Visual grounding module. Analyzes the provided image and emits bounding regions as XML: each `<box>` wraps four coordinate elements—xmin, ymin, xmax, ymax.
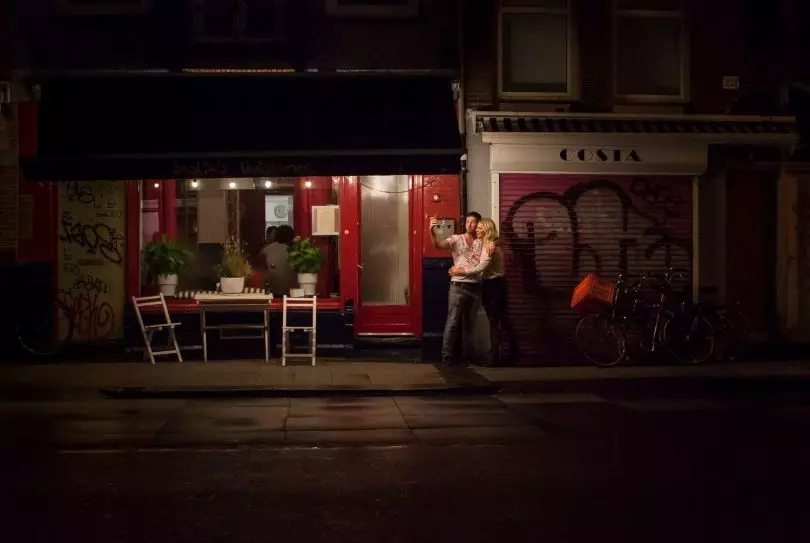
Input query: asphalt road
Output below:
<box><xmin>4</xmin><ymin>384</ymin><xmax>810</xmax><ymax>542</ymax></box>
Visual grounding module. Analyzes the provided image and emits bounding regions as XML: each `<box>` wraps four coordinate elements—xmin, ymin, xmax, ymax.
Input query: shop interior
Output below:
<box><xmin>140</xmin><ymin>175</ymin><xmax>412</xmax><ymax>306</ymax></box>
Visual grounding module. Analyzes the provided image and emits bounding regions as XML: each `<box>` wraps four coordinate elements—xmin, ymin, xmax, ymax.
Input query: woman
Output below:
<box><xmin>449</xmin><ymin>218</ymin><xmax>519</xmax><ymax>366</ymax></box>
<box><xmin>260</xmin><ymin>224</ymin><xmax>297</xmax><ymax>296</ymax></box>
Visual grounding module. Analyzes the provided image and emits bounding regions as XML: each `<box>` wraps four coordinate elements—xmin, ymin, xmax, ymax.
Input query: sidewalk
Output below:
<box><xmin>477</xmin><ymin>360</ymin><xmax>810</xmax><ymax>393</ymax></box>
<box><xmin>0</xmin><ymin>360</ymin><xmax>492</xmax><ymax>398</ymax></box>
<box><xmin>1</xmin><ymin>359</ymin><xmax>810</xmax><ymax>398</ymax></box>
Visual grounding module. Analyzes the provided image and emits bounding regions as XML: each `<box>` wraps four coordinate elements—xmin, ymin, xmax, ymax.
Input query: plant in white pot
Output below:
<box><xmin>216</xmin><ymin>236</ymin><xmax>253</xmax><ymax>294</ymax></box>
<box><xmin>143</xmin><ymin>234</ymin><xmax>191</xmax><ymax>297</ymax></box>
<box><xmin>289</xmin><ymin>236</ymin><xmax>322</xmax><ymax>296</ymax></box>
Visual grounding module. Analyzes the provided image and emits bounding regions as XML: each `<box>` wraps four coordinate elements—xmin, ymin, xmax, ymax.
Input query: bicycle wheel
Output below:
<box><xmin>663</xmin><ymin>310</ymin><xmax>715</xmax><ymax>364</ymax></box>
<box><xmin>575</xmin><ymin>314</ymin><xmax>626</xmax><ymax>368</ymax></box>
<box><xmin>16</xmin><ymin>299</ymin><xmax>74</xmax><ymax>357</ymax></box>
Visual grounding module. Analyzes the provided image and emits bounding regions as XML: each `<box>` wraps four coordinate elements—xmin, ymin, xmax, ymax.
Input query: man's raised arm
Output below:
<box><xmin>429</xmin><ymin>216</ymin><xmax>452</xmax><ymax>250</ymax></box>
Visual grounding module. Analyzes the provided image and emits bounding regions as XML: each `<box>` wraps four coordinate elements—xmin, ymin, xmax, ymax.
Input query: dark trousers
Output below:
<box><xmin>441</xmin><ymin>282</ymin><xmax>481</xmax><ymax>362</ymax></box>
<box><xmin>482</xmin><ymin>276</ymin><xmax>519</xmax><ymax>365</ymax></box>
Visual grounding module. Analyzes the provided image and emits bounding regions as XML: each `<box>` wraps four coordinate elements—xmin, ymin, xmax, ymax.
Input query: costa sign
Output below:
<box><xmin>559</xmin><ymin>148</ymin><xmax>642</xmax><ymax>163</ymax></box>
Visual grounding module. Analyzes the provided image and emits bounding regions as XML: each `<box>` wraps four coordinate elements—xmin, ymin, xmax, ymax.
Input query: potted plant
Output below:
<box><xmin>142</xmin><ymin>234</ymin><xmax>191</xmax><ymax>297</ymax></box>
<box><xmin>289</xmin><ymin>236</ymin><xmax>322</xmax><ymax>296</ymax></box>
<box><xmin>216</xmin><ymin>236</ymin><xmax>253</xmax><ymax>294</ymax></box>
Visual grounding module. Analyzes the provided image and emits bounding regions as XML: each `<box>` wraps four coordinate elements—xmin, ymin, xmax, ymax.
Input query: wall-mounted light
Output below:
<box><xmin>264</xmin><ymin>180</ymin><xmax>272</xmax><ymax>188</ymax></box>
<box><xmin>190</xmin><ymin>180</ymin><xmax>199</xmax><ymax>188</ymax></box>
<box><xmin>153</xmin><ymin>182</ymin><xmax>160</xmax><ymax>189</ymax></box>
<box><xmin>432</xmin><ymin>194</ymin><xmax>441</xmax><ymax>202</ymax></box>
<box><xmin>228</xmin><ymin>181</ymin><xmax>237</xmax><ymax>189</ymax></box>
<box><xmin>304</xmin><ymin>180</ymin><xmax>313</xmax><ymax>189</ymax></box>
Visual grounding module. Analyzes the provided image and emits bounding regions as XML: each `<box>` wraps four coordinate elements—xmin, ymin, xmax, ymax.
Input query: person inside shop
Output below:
<box><xmin>260</xmin><ymin>224</ymin><xmax>297</xmax><ymax>296</ymax></box>
<box><xmin>429</xmin><ymin>211</ymin><xmax>483</xmax><ymax>365</ymax></box>
<box><xmin>448</xmin><ymin>218</ymin><xmax>519</xmax><ymax>366</ymax></box>
<box><xmin>264</xmin><ymin>226</ymin><xmax>278</xmax><ymax>246</ymax></box>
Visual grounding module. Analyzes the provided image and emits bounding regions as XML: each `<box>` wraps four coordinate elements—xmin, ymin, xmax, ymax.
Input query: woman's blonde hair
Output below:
<box><xmin>477</xmin><ymin>218</ymin><xmax>499</xmax><ymax>243</ymax></box>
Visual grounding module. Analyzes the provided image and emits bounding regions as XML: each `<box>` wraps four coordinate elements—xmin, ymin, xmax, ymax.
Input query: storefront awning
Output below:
<box><xmin>475</xmin><ymin>113</ymin><xmax>799</xmax><ymax>148</ymax></box>
<box><xmin>19</xmin><ymin>74</ymin><xmax>462</xmax><ymax>181</ymax></box>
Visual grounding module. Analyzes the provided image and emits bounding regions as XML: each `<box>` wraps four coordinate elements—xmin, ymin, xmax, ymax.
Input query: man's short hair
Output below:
<box><xmin>466</xmin><ymin>211</ymin><xmax>482</xmax><ymax>222</ymax></box>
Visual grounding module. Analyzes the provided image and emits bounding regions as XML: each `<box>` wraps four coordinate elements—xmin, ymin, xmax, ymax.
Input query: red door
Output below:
<box><xmin>352</xmin><ymin>175</ymin><xmax>422</xmax><ymax>336</ymax></box>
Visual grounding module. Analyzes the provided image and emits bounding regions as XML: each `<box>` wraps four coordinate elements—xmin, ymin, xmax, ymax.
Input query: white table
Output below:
<box><xmin>196</xmin><ymin>293</ymin><xmax>274</xmax><ymax>363</ymax></box>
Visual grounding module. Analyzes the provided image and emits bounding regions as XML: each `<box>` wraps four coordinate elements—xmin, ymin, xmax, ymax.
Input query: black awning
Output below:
<box><xmin>20</xmin><ymin>73</ymin><xmax>461</xmax><ymax>180</ymax></box>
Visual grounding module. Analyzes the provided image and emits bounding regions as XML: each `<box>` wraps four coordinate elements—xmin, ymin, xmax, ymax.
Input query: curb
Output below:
<box><xmin>98</xmin><ymin>384</ymin><xmax>499</xmax><ymax>399</ymax></box>
<box><xmin>491</xmin><ymin>374</ymin><xmax>810</xmax><ymax>394</ymax></box>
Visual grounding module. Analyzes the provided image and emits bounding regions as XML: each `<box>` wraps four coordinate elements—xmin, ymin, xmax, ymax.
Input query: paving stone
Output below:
<box><xmin>211</xmin><ymin>372</ymin><xmax>261</xmax><ymax>387</ymax></box>
<box><xmin>185</xmin><ymin>398</ymin><xmax>290</xmax><ymax>408</ymax></box>
<box><xmin>284</xmin><ymin>414</ymin><xmax>408</xmax><ymax>431</ymax></box>
<box><xmin>284</xmin><ymin>428</ymin><xmax>416</xmax><ymax>445</ymax></box>
<box><xmin>288</xmin><ymin>397</ymin><xmax>399</xmax><ymax>417</ymax></box>
<box><xmin>495</xmin><ymin>393</ymin><xmax>607</xmax><ymax>405</ymax></box>
<box><xmin>403</xmin><ymin>413</ymin><xmax>526</xmax><ymax>429</ymax></box>
<box><xmin>151</xmin><ymin>430</ymin><xmax>286</xmax><ymax>447</ymax></box>
<box><xmin>161</xmin><ymin>406</ymin><xmax>288</xmax><ymax>432</ymax></box>
<box><xmin>412</xmin><ymin>425</ymin><xmax>546</xmax><ymax>443</ymax></box>
<box><xmin>618</xmin><ymin>399</ymin><xmax>732</xmax><ymax>413</ymax></box>
<box><xmin>52</xmin><ymin>418</ymin><xmax>170</xmax><ymax>434</ymax></box>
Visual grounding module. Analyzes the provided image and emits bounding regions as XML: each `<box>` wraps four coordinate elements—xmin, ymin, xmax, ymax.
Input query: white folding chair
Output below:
<box><xmin>281</xmin><ymin>295</ymin><xmax>317</xmax><ymax>366</ymax></box>
<box><xmin>132</xmin><ymin>294</ymin><xmax>183</xmax><ymax>364</ymax></box>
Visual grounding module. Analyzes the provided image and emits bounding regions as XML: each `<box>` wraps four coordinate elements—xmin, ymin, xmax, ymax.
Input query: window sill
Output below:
<box><xmin>497</xmin><ymin>101</ymin><xmax>572</xmax><ymax>113</ymax></box>
<box><xmin>612</xmin><ymin>103</ymin><xmax>687</xmax><ymax>115</ymax></box>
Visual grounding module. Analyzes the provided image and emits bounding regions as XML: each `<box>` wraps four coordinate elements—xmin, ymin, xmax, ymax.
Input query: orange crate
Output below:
<box><xmin>571</xmin><ymin>273</ymin><xmax>617</xmax><ymax>312</ymax></box>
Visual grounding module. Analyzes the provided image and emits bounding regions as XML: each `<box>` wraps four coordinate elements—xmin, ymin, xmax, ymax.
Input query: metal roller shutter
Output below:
<box><xmin>499</xmin><ymin>174</ymin><xmax>693</xmax><ymax>365</ymax></box>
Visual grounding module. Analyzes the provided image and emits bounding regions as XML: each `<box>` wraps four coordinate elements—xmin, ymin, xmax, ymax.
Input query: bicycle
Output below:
<box><xmin>13</xmin><ymin>274</ymin><xmax>75</xmax><ymax>358</ymax></box>
<box><xmin>574</xmin><ymin>272</ymin><xmax>635</xmax><ymax>367</ymax></box>
<box><xmin>658</xmin><ymin>268</ymin><xmax>716</xmax><ymax>365</ymax></box>
<box><xmin>575</xmin><ymin>268</ymin><xmax>715</xmax><ymax>367</ymax></box>
<box><xmin>678</xmin><ymin>286</ymin><xmax>750</xmax><ymax>362</ymax></box>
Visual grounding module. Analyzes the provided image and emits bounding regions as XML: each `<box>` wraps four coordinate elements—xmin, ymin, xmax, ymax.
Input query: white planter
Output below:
<box><xmin>157</xmin><ymin>274</ymin><xmax>179</xmax><ymax>297</ymax></box>
<box><xmin>297</xmin><ymin>273</ymin><xmax>318</xmax><ymax>296</ymax></box>
<box><xmin>220</xmin><ymin>276</ymin><xmax>245</xmax><ymax>294</ymax></box>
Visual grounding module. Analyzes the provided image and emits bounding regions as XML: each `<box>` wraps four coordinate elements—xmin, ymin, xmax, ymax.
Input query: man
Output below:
<box><xmin>429</xmin><ymin>211</ymin><xmax>483</xmax><ymax>365</ymax></box>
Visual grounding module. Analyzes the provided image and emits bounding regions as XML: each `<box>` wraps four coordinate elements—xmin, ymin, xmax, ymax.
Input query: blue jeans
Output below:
<box><xmin>441</xmin><ymin>282</ymin><xmax>481</xmax><ymax>362</ymax></box>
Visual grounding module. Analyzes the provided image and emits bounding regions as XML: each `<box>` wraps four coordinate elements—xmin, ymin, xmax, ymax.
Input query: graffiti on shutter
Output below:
<box><xmin>499</xmin><ymin>174</ymin><xmax>692</xmax><ymax>364</ymax></box>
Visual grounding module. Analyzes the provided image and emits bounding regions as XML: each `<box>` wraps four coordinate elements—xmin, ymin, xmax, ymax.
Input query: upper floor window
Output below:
<box><xmin>498</xmin><ymin>0</ymin><xmax>576</xmax><ymax>100</ymax></box>
<box><xmin>193</xmin><ymin>0</ymin><xmax>285</xmax><ymax>43</ymax></box>
<box><xmin>613</xmin><ymin>0</ymin><xmax>688</xmax><ymax>102</ymax></box>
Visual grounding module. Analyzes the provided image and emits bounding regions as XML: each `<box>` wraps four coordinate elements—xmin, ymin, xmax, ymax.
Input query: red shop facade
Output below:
<box><xmin>467</xmin><ymin>112</ymin><xmax>800</xmax><ymax>364</ymax></box>
<box><xmin>15</xmin><ymin>74</ymin><xmax>462</xmax><ymax>357</ymax></box>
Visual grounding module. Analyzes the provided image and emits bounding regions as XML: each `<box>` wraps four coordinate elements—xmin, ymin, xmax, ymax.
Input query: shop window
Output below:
<box><xmin>163</xmin><ymin>178</ymin><xmax>340</xmax><ymax>297</ymax></box>
<box><xmin>498</xmin><ymin>0</ymin><xmax>576</xmax><ymax>100</ymax></box>
<box><xmin>614</xmin><ymin>0</ymin><xmax>688</xmax><ymax>102</ymax></box>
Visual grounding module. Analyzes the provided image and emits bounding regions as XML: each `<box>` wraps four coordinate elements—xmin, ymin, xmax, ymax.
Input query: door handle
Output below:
<box><xmin>357</xmin><ymin>264</ymin><xmax>364</xmax><ymax>271</ymax></box>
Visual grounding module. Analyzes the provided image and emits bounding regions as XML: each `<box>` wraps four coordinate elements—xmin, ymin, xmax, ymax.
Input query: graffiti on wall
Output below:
<box><xmin>500</xmin><ymin>175</ymin><xmax>692</xmax><ymax>358</ymax></box>
<box><xmin>58</xmin><ymin>181</ymin><xmax>126</xmax><ymax>341</ymax></box>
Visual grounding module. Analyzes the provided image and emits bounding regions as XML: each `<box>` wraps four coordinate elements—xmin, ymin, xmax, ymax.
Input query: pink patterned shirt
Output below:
<box><xmin>448</xmin><ymin>234</ymin><xmax>483</xmax><ymax>284</ymax></box>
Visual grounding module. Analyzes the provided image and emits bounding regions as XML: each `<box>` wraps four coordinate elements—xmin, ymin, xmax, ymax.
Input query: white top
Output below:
<box><xmin>448</xmin><ymin>234</ymin><xmax>483</xmax><ymax>284</ymax></box>
<box><xmin>461</xmin><ymin>243</ymin><xmax>505</xmax><ymax>280</ymax></box>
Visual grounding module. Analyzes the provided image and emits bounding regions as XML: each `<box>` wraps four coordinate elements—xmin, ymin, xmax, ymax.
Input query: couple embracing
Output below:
<box><xmin>429</xmin><ymin>212</ymin><xmax>519</xmax><ymax>366</ymax></box>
